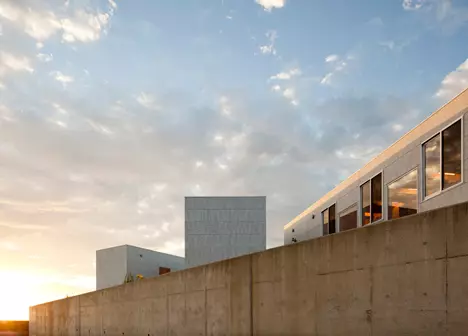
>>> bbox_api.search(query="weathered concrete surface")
[31,201,468,335]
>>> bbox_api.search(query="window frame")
[386,167,419,220]
[421,117,464,202]
[359,171,384,226]
[322,203,336,236]
[338,203,358,232]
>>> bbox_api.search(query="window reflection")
[329,204,336,234]
[361,181,370,225]
[443,120,462,189]
[424,135,441,197]
[340,204,357,232]
[371,173,382,222]
[388,169,418,220]
[322,208,329,235]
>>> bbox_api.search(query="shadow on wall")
[0,321,29,336]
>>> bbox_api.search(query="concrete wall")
[31,201,468,335]
[96,245,185,290]
[185,196,266,268]
[285,88,468,244]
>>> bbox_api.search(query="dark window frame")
[322,203,336,236]
[422,117,463,200]
[360,172,383,226]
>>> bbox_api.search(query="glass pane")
[322,208,329,235]
[388,169,418,220]
[371,173,382,222]
[340,205,357,232]
[329,204,336,234]
[443,121,462,189]
[361,181,371,225]
[424,134,441,197]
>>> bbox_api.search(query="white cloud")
[270,68,301,80]
[0,2,61,40]
[402,0,425,10]
[256,0,286,11]
[435,59,468,101]
[283,87,298,106]
[392,124,404,132]
[0,52,33,74]
[320,72,334,85]
[86,119,113,135]
[50,71,74,85]
[136,92,159,110]
[320,54,353,86]
[36,42,44,49]
[219,96,232,116]
[259,30,277,55]
[0,0,116,43]
[325,54,339,63]
[37,53,53,63]
[271,84,281,92]
[61,11,111,43]
[108,0,118,9]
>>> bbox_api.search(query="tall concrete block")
[185,196,266,268]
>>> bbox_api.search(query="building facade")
[185,196,266,268]
[285,88,468,245]
[96,245,185,290]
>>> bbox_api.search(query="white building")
[96,245,185,290]
[285,88,468,245]
[185,196,266,268]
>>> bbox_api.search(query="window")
[159,267,171,275]
[443,121,462,189]
[361,181,371,225]
[423,120,462,198]
[339,204,357,232]
[329,204,336,234]
[388,169,418,220]
[361,173,382,225]
[322,208,329,235]
[322,204,336,235]
[424,135,441,197]
[371,173,383,222]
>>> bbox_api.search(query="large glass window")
[361,181,371,225]
[371,173,383,222]
[423,120,462,198]
[322,208,329,235]
[443,121,462,189]
[388,169,418,220]
[361,173,382,225]
[322,204,336,235]
[329,204,336,234]
[424,135,441,197]
[339,204,357,232]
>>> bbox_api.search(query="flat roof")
[284,87,468,230]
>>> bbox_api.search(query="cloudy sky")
[0,0,467,319]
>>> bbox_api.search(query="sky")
[0,0,467,320]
